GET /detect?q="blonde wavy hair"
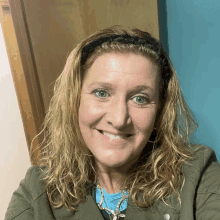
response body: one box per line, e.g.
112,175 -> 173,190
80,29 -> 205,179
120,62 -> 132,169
31,25 -> 199,212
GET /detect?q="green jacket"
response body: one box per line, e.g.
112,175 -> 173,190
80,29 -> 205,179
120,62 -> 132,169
5,145 -> 220,220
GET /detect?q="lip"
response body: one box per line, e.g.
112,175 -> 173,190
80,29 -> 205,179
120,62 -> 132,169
96,129 -> 133,144
97,129 -> 133,136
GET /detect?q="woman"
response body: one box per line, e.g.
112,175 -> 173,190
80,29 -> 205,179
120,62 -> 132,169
5,25 -> 220,220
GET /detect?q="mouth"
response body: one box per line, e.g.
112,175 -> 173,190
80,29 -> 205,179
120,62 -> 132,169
97,130 -> 133,139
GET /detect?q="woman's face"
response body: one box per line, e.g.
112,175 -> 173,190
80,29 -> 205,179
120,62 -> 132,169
78,52 -> 160,171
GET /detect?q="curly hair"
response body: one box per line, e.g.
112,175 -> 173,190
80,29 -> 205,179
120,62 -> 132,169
30,25 -> 200,212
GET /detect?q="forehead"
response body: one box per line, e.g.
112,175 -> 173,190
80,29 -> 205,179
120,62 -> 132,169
83,52 -> 159,84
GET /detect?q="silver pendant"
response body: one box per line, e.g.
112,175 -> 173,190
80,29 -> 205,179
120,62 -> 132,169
163,213 -> 170,220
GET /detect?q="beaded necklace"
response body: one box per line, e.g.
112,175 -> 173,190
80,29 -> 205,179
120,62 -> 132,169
95,183 -> 129,220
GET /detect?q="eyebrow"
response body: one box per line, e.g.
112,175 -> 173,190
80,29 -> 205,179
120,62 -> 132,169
88,82 -> 154,93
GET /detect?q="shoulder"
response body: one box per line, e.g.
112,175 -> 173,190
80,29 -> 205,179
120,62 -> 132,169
183,145 -> 220,219
195,146 -> 220,192
19,165 -> 46,198
183,144 -> 220,183
192,144 -> 220,193
5,165 -> 46,220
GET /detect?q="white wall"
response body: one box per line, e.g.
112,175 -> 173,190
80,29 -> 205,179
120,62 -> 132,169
0,24 -> 31,218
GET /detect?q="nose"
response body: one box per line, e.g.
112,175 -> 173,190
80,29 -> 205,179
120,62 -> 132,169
105,96 -> 131,129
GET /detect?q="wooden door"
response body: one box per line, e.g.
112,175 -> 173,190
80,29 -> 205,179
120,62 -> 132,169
0,0 -> 40,164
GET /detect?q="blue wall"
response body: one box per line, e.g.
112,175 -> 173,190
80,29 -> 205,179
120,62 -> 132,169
163,0 -> 220,161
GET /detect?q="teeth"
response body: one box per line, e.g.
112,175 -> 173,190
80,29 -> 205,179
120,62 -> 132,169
103,131 -> 126,139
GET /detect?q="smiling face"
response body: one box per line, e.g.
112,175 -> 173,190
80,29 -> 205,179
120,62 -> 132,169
78,52 -> 160,173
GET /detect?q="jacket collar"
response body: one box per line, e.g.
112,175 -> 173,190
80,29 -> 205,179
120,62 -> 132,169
73,194 -> 150,220
51,188 -> 169,220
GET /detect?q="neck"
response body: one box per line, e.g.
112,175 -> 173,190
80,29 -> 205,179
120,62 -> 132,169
95,164 -> 129,194
97,173 -> 125,194
94,154 -> 141,194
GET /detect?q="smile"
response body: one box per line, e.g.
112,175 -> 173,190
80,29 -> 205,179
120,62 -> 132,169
98,130 -> 132,140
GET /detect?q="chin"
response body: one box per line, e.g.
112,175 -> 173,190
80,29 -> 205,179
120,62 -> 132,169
96,153 -> 136,170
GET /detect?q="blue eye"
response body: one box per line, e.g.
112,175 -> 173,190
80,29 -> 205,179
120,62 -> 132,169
133,96 -> 149,105
92,89 -> 149,106
94,89 -> 109,98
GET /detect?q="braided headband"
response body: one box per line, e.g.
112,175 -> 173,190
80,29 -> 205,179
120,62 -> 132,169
81,34 -> 172,95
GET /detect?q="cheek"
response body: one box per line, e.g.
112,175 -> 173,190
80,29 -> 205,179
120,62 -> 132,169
78,96 -> 103,125
131,108 -> 157,132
